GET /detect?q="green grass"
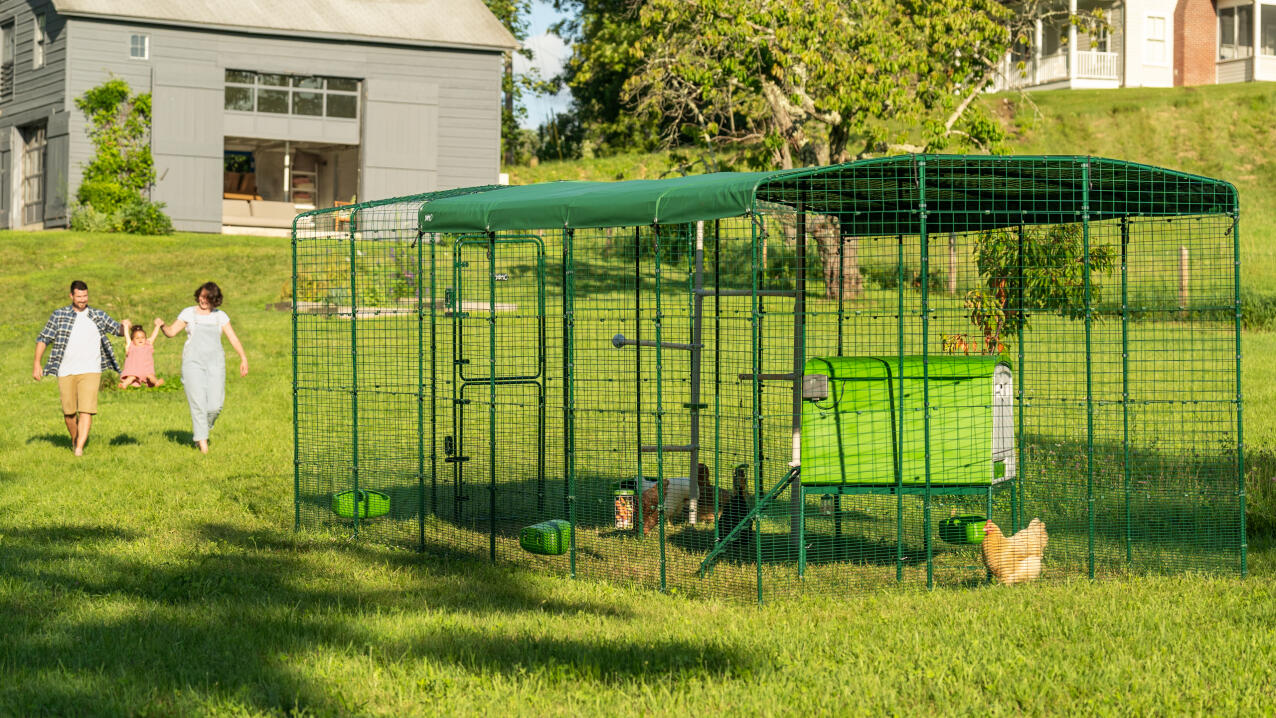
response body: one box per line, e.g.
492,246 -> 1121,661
2,230 -> 1274,715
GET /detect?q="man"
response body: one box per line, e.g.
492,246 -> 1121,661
33,281 -> 130,456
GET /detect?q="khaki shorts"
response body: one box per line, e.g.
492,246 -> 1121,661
58,373 -> 101,416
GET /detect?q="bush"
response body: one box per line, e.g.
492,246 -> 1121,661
119,197 -> 173,235
76,179 -> 138,215
72,77 -> 173,234
68,203 -> 123,233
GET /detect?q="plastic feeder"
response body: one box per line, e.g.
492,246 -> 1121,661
939,514 -> 987,545
331,489 -> 391,519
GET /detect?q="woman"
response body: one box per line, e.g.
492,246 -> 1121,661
156,282 -> 248,454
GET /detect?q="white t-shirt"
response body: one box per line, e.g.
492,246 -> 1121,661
177,307 -> 229,338
58,309 -> 103,376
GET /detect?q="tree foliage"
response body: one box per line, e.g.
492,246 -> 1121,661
484,0 -> 541,165
625,0 -> 1019,170
944,224 -> 1117,355
549,0 -> 665,156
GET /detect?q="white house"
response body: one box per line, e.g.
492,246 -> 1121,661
996,0 -> 1276,90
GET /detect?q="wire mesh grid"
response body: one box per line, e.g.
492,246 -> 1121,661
294,156 -> 1243,602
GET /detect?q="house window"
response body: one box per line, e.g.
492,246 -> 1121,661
0,21 -> 14,101
1220,6 -> 1254,60
129,33 -> 148,60
1092,28 -> 1110,54
223,70 -> 361,119
1146,16 -> 1167,64
32,14 -> 45,69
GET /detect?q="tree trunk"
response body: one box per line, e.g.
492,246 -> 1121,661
810,214 -> 862,300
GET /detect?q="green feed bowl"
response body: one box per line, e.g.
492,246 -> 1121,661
331,489 -> 391,519
939,514 -> 987,545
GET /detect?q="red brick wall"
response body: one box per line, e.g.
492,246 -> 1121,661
1175,0 -> 1218,86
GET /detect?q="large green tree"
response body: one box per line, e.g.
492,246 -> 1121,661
549,0 -> 664,155
484,0 -> 538,166
626,0 -> 1019,169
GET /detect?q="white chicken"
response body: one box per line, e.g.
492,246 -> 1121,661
981,518 -> 1048,585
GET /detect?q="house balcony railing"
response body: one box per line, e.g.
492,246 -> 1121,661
996,49 -> 1120,90
1076,50 -> 1119,79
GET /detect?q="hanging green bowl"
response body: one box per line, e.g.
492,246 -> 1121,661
939,514 -> 987,545
331,489 -> 391,519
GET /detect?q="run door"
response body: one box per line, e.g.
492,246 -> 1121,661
448,235 -> 548,561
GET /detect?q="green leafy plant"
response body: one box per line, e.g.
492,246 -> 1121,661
944,224 -> 1116,354
72,77 -> 172,234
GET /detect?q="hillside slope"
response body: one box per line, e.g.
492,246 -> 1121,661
509,83 -> 1276,289
996,83 -> 1276,288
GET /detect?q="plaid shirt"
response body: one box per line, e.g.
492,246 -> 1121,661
36,305 -> 124,376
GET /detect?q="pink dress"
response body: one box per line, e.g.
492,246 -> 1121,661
121,343 -> 155,378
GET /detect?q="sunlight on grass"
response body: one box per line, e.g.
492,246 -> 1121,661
0,222 -> 1272,714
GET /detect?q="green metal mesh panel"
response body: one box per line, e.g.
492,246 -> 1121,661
294,156 -> 1243,602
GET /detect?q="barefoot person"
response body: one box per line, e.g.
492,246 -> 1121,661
33,280 -> 131,456
156,282 -> 248,454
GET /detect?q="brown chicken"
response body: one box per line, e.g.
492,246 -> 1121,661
981,518 -> 1048,585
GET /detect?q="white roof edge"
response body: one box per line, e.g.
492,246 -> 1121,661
59,11 -> 517,53
51,0 -> 519,52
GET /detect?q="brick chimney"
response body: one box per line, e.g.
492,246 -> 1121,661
1175,0 -> 1218,86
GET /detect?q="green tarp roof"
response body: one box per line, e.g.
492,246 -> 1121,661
416,155 -> 1236,236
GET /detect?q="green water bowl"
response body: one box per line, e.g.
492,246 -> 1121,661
331,489 -> 391,519
939,514 -> 987,545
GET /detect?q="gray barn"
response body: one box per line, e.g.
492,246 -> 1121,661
0,0 -> 516,232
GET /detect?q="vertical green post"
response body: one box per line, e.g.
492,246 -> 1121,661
918,159 -> 933,590
1082,160 -> 1095,580
417,229 -> 426,552
713,220 -> 722,546
896,233 -> 905,583
487,232 -> 497,564
834,225 -> 844,540
633,227 -> 644,537
564,228 -> 577,578
653,224 -> 666,593
451,237 -> 462,524
291,222 -> 300,531
429,226 -> 439,517
793,201 -> 807,575
1120,217 -> 1131,563
1015,224 -> 1025,534
751,211 -> 763,604
1232,210 -> 1246,578
349,209 -> 360,539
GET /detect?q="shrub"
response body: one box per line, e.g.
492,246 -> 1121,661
73,77 -> 172,234
68,202 -> 123,233
119,197 -> 173,235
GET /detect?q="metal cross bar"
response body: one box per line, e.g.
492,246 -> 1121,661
611,333 -> 701,351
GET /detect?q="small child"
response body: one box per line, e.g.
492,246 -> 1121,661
119,322 -> 165,389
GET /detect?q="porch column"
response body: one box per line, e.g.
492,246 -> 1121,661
1035,17 -> 1044,84
1068,0 -> 1078,80
1255,0 -> 1262,60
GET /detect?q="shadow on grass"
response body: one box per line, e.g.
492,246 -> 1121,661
162,429 -> 193,446
108,433 -> 139,446
0,521 -> 752,714
26,433 -> 71,449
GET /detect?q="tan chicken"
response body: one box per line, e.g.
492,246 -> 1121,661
981,518 -> 1048,585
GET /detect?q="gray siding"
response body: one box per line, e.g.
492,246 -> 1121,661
151,60 -> 222,232
66,17 -> 504,231
0,0 -> 69,226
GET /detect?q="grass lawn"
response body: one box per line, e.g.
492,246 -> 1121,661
1,230 -> 1273,715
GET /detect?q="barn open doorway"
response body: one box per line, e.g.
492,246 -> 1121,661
221,136 -> 358,235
